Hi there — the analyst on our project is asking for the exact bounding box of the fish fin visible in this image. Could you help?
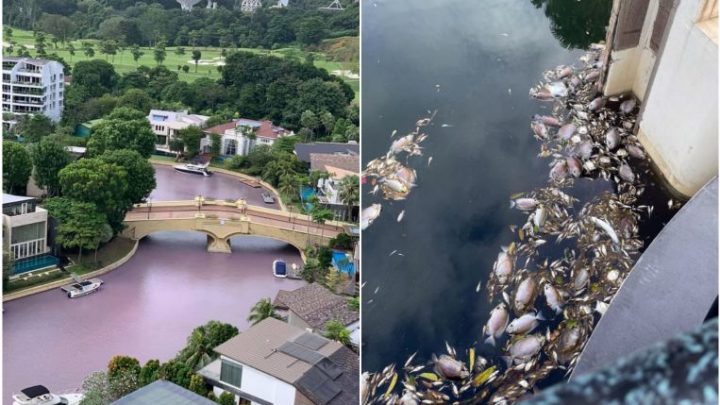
[483,335,496,347]
[536,312,546,321]
[509,200,516,209]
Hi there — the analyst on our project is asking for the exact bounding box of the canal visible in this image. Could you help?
[3,168,304,399]
[361,0,677,389]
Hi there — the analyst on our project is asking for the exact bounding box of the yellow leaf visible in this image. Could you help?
[473,366,496,387]
[468,348,475,371]
[385,373,397,397]
[418,372,439,382]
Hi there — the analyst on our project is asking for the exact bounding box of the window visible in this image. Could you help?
[220,359,243,388]
[225,139,237,155]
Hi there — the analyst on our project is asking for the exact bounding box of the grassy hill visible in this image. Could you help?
[4,27,358,98]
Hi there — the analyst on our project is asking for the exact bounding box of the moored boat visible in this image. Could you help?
[12,385,83,405]
[273,260,287,278]
[60,278,103,298]
[174,163,212,176]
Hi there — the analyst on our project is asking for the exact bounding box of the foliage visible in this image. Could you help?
[17,114,53,143]
[323,320,351,346]
[216,392,235,405]
[176,321,239,368]
[209,133,222,158]
[87,115,156,158]
[348,296,359,312]
[108,355,141,380]
[247,298,280,325]
[117,88,153,114]
[338,175,359,221]
[329,233,354,250]
[99,149,156,204]
[30,137,71,196]
[325,269,341,292]
[3,141,32,194]
[71,59,119,98]
[79,372,113,405]
[138,359,160,387]
[188,374,208,397]
[52,199,108,262]
[3,251,12,292]
[176,125,204,158]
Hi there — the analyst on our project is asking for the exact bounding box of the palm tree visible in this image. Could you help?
[184,328,214,370]
[338,175,359,222]
[247,298,279,325]
[278,174,295,201]
[312,207,334,244]
[324,320,351,346]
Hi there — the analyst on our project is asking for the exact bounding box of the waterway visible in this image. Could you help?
[3,169,304,399]
[361,0,677,384]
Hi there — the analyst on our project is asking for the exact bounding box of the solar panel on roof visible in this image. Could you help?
[294,332,329,350]
[277,341,325,364]
[315,357,343,379]
[297,368,342,405]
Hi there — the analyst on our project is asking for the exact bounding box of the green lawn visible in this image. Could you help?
[4,27,359,99]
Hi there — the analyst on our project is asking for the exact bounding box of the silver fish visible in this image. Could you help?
[484,303,510,346]
[618,163,635,183]
[543,283,564,314]
[511,198,538,211]
[566,156,582,177]
[589,216,620,245]
[361,204,382,230]
[433,354,469,380]
[381,178,409,193]
[505,335,544,365]
[514,276,537,313]
[532,114,562,127]
[533,206,547,229]
[626,144,646,160]
[397,210,405,222]
[557,123,576,140]
[506,312,544,335]
[605,127,619,150]
[620,98,637,114]
[531,121,549,139]
[494,251,514,284]
[587,97,605,111]
[550,160,568,181]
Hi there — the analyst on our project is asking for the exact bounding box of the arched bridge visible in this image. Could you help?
[122,198,347,256]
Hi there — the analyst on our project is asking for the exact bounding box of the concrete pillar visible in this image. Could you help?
[206,234,231,253]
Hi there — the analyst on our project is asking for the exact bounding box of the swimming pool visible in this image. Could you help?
[12,254,59,275]
[331,250,355,276]
[300,186,316,212]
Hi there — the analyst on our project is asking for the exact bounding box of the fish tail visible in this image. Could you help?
[509,200,516,209]
[484,335,496,347]
[536,312,546,321]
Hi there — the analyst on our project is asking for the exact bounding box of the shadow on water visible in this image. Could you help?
[531,0,613,50]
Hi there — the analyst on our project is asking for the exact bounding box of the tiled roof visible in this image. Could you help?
[273,283,359,330]
[310,153,360,174]
[204,120,237,135]
[214,318,343,384]
[204,119,290,139]
[295,142,359,162]
[112,380,217,405]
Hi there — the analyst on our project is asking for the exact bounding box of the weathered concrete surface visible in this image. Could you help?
[571,177,718,378]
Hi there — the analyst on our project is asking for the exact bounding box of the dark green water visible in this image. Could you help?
[361,0,620,373]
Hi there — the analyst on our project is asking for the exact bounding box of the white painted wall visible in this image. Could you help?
[216,356,297,405]
[638,0,718,196]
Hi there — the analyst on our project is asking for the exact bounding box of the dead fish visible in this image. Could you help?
[530,86,554,101]
[589,216,620,245]
[595,300,609,315]
[533,206,547,229]
[572,267,590,293]
[361,204,382,230]
[556,65,573,79]
[390,134,416,154]
[532,114,562,127]
[531,121,549,139]
[620,98,637,114]
[504,335,544,366]
[626,144,646,160]
[510,198,538,211]
[416,118,431,127]
[557,123,576,141]
[506,312,545,335]
[433,354,469,380]
[397,210,405,222]
[604,127,619,150]
[550,160,568,181]
[514,276,537,313]
[545,81,568,98]
[494,251,514,284]
[380,177,409,193]
[618,163,635,183]
[427,156,433,166]
[572,141,594,160]
[484,303,510,346]
[587,96,605,112]
[566,156,582,178]
[543,283,564,314]
[584,69,600,82]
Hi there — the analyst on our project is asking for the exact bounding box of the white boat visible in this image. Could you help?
[12,385,83,405]
[262,192,275,204]
[273,260,287,278]
[174,163,212,176]
[60,278,103,298]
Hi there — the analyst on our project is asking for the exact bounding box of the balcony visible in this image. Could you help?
[11,81,43,88]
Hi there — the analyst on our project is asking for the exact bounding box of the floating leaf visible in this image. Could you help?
[473,366,497,387]
[385,372,398,397]
[468,348,475,371]
[418,372,439,382]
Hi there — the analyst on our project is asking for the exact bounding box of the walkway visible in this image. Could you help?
[571,177,718,378]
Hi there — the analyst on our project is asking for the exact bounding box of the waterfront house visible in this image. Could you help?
[2,57,65,123]
[2,194,50,267]
[202,119,292,157]
[147,109,209,153]
[293,142,359,163]
[197,318,358,405]
[602,0,718,197]
[273,283,360,346]
[310,153,360,221]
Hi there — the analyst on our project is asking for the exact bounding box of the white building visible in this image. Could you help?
[147,109,209,153]
[197,318,358,405]
[2,194,50,262]
[602,0,717,197]
[310,153,360,221]
[203,119,292,157]
[2,57,65,123]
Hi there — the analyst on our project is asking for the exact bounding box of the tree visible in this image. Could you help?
[53,200,108,262]
[320,111,335,135]
[311,207,334,242]
[297,17,326,45]
[72,59,118,98]
[83,43,95,58]
[338,175,359,222]
[117,88,153,114]
[100,40,118,62]
[182,65,190,73]
[325,269,341,292]
[348,296,359,311]
[169,138,185,161]
[3,251,13,292]
[3,141,32,194]
[108,356,141,380]
[30,138,71,196]
[188,374,208,397]
[177,126,204,158]
[138,359,160,387]
[182,329,214,370]
[192,50,202,72]
[80,371,113,405]
[131,45,144,65]
[300,110,319,139]
[17,114,53,143]
[209,134,221,158]
[278,174,296,200]
[87,117,156,158]
[4,27,12,38]
[323,320,351,346]
[217,392,235,405]
[99,149,156,204]
[67,43,75,61]
[247,298,280,325]
[154,39,167,65]
[58,158,129,231]
[39,14,76,44]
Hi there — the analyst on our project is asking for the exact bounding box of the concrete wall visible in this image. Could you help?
[215,356,296,405]
[638,0,718,197]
